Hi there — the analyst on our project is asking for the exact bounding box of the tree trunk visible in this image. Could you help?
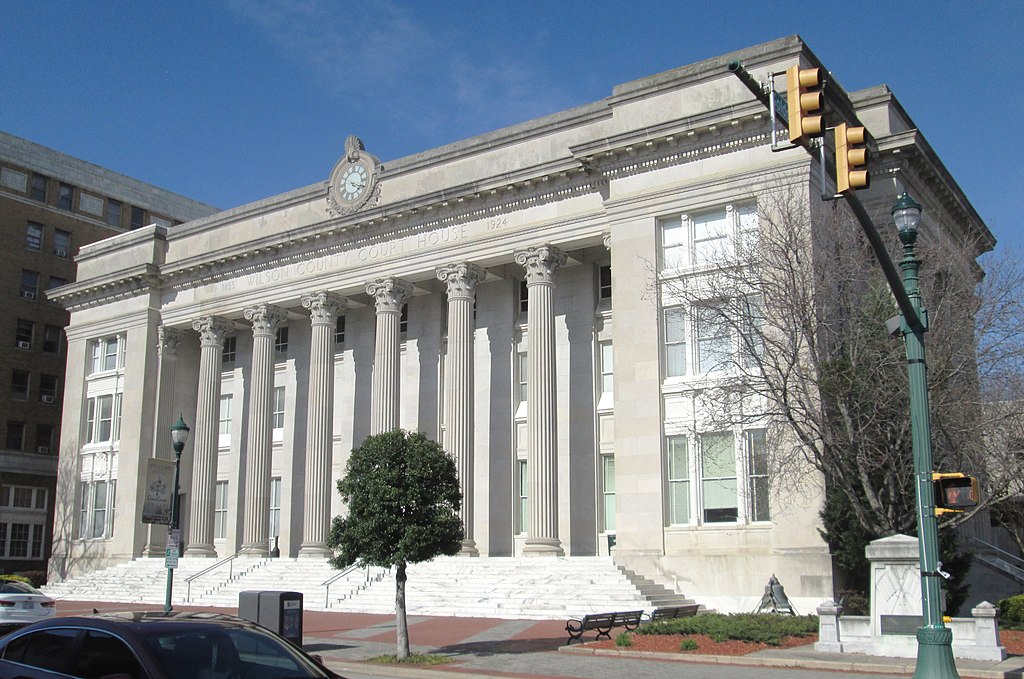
[395,561,409,660]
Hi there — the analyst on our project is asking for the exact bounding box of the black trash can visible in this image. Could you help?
[238,590,303,646]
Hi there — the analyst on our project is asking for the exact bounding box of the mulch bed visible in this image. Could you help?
[587,628,1024,657]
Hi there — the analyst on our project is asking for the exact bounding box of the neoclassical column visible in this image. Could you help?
[514,244,567,556]
[366,277,412,434]
[437,263,486,556]
[143,326,184,557]
[298,291,346,557]
[185,317,233,557]
[240,303,288,555]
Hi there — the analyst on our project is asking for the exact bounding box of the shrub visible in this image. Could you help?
[615,632,633,647]
[998,594,1024,629]
[16,571,47,588]
[638,613,818,646]
[680,638,699,651]
[0,574,31,584]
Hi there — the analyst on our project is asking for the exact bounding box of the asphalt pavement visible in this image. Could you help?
[54,600,1024,678]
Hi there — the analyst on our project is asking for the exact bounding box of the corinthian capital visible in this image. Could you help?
[301,291,347,325]
[514,244,567,285]
[436,263,486,301]
[243,304,288,337]
[366,277,412,314]
[157,326,184,356]
[191,317,234,348]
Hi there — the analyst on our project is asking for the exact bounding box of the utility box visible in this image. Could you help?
[238,590,303,646]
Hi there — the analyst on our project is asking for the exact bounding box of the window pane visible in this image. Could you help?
[58,183,74,210]
[667,436,690,525]
[219,395,233,436]
[701,432,737,523]
[517,460,528,534]
[696,305,731,373]
[693,210,730,265]
[105,198,122,226]
[747,429,770,522]
[25,223,43,250]
[53,230,71,258]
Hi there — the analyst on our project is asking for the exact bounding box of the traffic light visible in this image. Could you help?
[786,65,823,144]
[933,473,980,511]
[835,123,870,192]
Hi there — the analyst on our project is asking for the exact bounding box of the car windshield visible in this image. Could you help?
[143,626,328,679]
[0,582,36,594]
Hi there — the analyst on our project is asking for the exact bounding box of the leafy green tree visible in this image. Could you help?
[327,429,463,659]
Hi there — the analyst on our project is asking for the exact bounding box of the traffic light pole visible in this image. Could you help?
[729,61,959,678]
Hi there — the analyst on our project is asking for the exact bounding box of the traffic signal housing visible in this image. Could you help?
[835,123,870,192]
[933,473,980,511]
[786,65,823,144]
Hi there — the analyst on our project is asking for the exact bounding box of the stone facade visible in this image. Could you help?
[47,36,991,612]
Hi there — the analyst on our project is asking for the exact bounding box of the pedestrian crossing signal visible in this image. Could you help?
[933,473,979,510]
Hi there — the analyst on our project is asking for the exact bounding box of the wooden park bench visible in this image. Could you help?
[646,603,701,622]
[565,610,643,645]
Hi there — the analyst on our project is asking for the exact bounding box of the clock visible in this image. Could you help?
[327,135,381,216]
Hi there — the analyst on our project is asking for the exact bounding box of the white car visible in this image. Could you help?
[0,581,55,628]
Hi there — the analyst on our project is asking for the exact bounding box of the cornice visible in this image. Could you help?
[49,263,161,312]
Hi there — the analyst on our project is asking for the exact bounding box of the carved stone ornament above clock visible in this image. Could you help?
[327,135,382,217]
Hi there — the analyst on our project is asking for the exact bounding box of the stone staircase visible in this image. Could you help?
[43,555,699,620]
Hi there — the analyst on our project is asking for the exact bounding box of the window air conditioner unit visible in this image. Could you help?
[41,395,55,404]
[17,340,31,350]
[36,445,49,454]
[22,291,36,300]
[54,247,68,257]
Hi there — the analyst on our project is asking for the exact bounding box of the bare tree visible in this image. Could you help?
[655,183,1024,547]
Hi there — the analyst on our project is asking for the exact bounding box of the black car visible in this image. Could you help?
[0,610,344,679]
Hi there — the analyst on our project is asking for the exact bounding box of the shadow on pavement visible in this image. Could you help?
[431,637,564,657]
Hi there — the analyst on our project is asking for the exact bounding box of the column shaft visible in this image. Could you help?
[299,292,345,556]
[437,263,485,556]
[241,304,286,555]
[515,244,566,556]
[185,318,231,557]
[366,278,411,434]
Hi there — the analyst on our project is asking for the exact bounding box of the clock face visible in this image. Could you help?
[340,163,369,202]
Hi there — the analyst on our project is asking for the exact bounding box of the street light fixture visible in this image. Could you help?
[890,191,959,679]
[164,415,190,613]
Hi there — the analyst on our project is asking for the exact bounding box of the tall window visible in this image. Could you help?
[43,325,62,353]
[667,436,690,524]
[11,371,29,400]
[661,216,687,269]
[399,304,409,333]
[214,481,229,540]
[663,307,687,378]
[218,395,233,437]
[85,395,121,444]
[36,424,53,454]
[20,270,39,300]
[701,432,737,523]
[695,303,731,374]
[692,209,731,266]
[272,387,285,430]
[269,478,282,538]
[91,481,109,538]
[518,281,529,314]
[105,198,122,226]
[516,353,528,404]
[275,327,288,353]
[517,460,528,534]
[740,295,765,366]
[602,455,616,532]
[30,173,47,202]
[599,264,612,301]
[5,422,26,451]
[53,229,71,258]
[222,336,236,363]
[335,315,346,344]
[25,223,43,251]
[39,375,58,404]
[90,336,124,373]
[47,275,67,292]
[58,183,74,210]
[16,320,35,350]
[746,429,770,522]
[597,341,614,409]
[130,206,146,230]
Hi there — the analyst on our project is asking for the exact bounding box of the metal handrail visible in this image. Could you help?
[320,562,390,607]
[973,536,1024,569]
[184,547,261,602]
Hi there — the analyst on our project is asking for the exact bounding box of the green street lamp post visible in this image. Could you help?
[891,192,959,679]
[164,415,190,613]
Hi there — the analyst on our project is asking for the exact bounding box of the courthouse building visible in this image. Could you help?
[48,36,991,612]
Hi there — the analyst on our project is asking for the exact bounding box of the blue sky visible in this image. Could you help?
[3,1,1021,253]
